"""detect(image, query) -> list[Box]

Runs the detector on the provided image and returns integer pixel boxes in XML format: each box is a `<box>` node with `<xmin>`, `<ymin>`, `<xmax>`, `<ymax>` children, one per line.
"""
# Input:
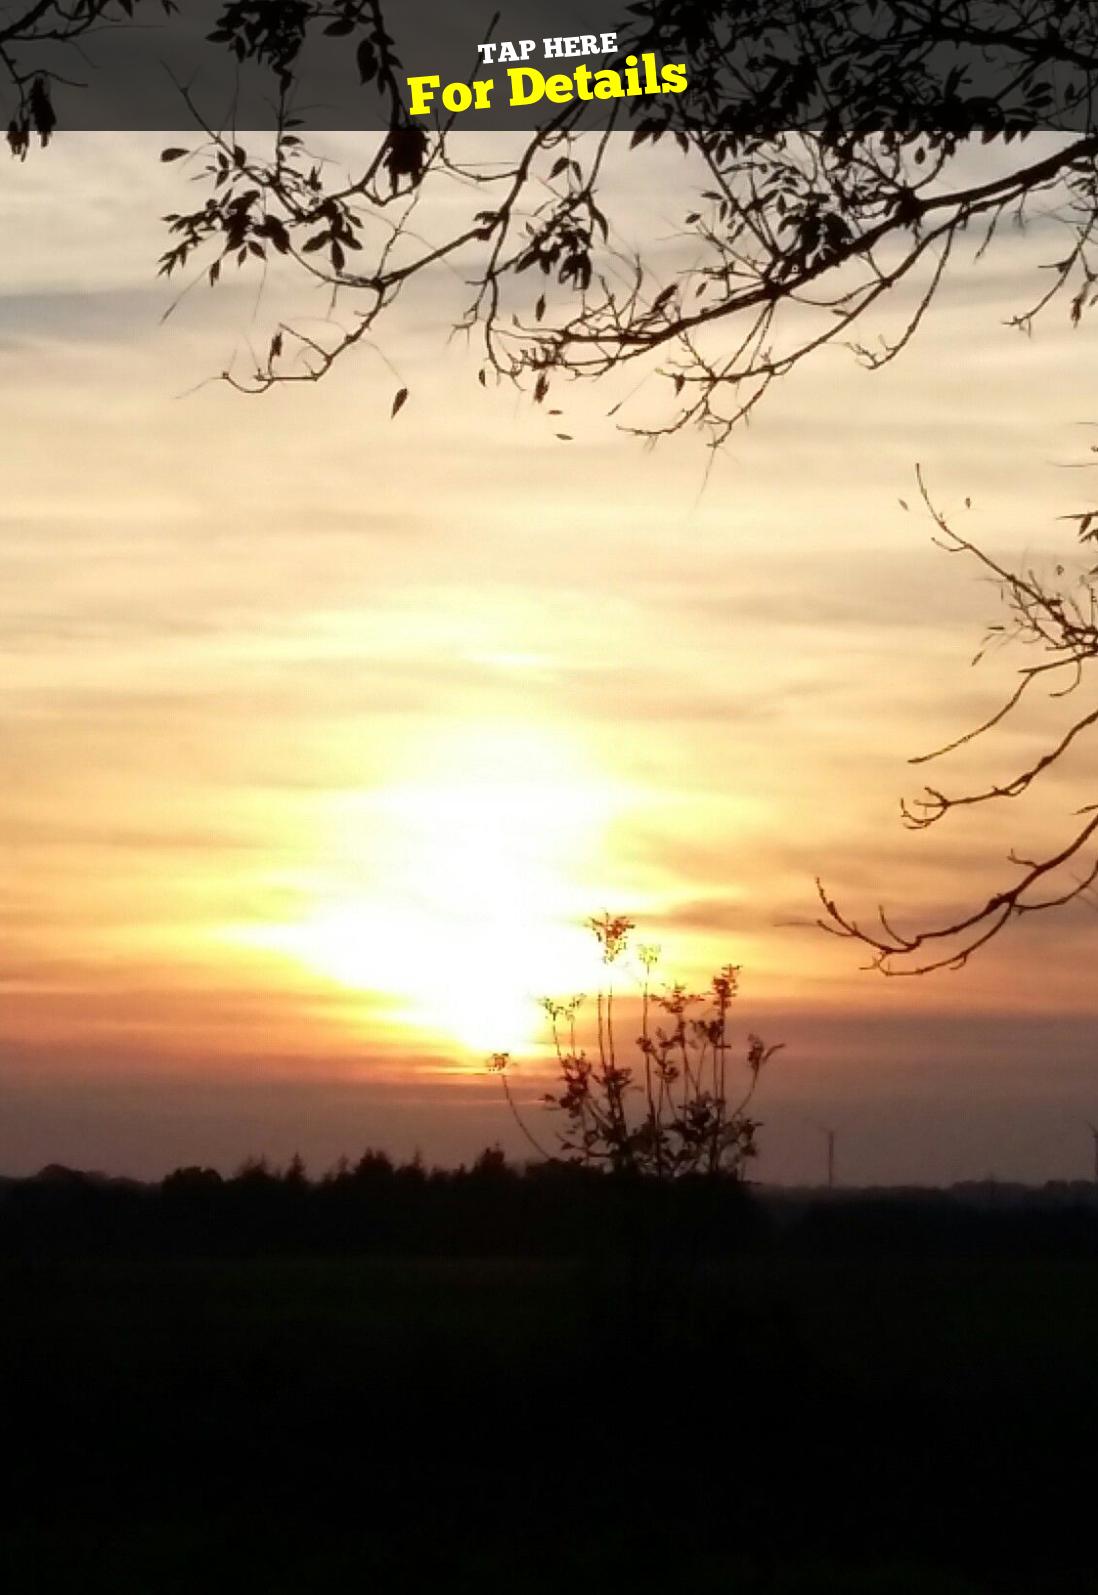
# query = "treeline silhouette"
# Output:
<box><xmin>0</xmin><ymin>1150</ymin><xmax>760</xmax><ymax>1259</ymax></box>
<box><xmin>3</xmin><ymin>1150</ymin><xmax>1098</xmax><ymax>1260</ymax></box>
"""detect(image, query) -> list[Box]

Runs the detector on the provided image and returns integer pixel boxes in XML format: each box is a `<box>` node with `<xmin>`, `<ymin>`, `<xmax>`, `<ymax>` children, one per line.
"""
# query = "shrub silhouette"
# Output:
<box><xmin>490</xmin><ymin>914</ymin><xmax>783</xmax><ymax>1179</ymax></box>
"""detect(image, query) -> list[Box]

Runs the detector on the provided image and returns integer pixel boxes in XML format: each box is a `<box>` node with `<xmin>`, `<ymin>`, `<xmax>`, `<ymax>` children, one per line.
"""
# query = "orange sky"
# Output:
<box><xmin>2</xmin><ymin>134</ymin><xmax>1097</xmax><ymax>1184</ymax></box>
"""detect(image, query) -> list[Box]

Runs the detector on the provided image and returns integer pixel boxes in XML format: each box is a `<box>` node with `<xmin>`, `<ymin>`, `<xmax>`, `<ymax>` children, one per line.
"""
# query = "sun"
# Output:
<box><xmin>231</xmin><ymin>722</ymin><xmax>622</xmax><ymax>1058</ymax></box>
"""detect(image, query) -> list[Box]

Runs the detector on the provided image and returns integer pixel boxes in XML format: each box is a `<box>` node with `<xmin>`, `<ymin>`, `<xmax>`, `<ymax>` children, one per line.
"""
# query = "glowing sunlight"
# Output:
<box><xmin>230</xmin><ymin>724</ymin><xmax>623</xmax><ymax>1059</ymax></box>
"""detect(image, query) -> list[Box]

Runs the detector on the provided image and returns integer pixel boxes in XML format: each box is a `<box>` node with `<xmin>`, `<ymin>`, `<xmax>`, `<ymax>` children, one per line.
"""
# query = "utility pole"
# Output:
<box><xmin>796</xmin><ymin>1114</ymin><xmax>842</xmax><ymax>1190</ymax></box>
<box><xmin>1088</xmin><ymin>1122</ymin><xmax>1098</xmax><ymax>1185</ymax></box>
<box><xmin>821</xmin><ymin>1125</ymin><xmax>836</xmax><ymax>1190</ymax></box>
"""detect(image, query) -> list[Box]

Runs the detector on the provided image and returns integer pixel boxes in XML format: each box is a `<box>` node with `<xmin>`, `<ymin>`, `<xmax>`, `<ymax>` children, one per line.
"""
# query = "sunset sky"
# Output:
<box><xmin>3</xmin><ymin>133</ymin><xmax>1098</xmax><ymax>1185</ymax></box>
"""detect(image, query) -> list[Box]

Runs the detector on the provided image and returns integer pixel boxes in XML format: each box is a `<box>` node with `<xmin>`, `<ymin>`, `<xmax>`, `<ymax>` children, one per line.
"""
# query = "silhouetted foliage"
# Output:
<box><xmin>4</xmin><ymin>1153</ymin><xmax>1098</xmax><ymax>1262</ymax></box>
<box><xmin>10</xmin><ymin>7</ymin><xmax>1098</xmax><ymax>436</ymax></box>
<box><xmin>136</xmin><ymin>2</ymin><xmax>1098</xmax><ymax>443</ymax></box>
<box><xmin>491</xmin><ymin>913</ymin><xmax>782</xmax><ymax>1177</ymax></box>
<box><xmin>0</xmin><ymin>2</ymin><xmax>175</xmax><ymax>159</ymax></box>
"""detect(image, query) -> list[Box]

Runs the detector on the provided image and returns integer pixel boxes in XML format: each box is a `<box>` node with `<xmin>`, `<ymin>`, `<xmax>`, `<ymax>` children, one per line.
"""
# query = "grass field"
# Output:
<box><xmin>3</xmin><ymin>1254</ymin><xmax>1096</xmax><ymax>1592</ymax></box>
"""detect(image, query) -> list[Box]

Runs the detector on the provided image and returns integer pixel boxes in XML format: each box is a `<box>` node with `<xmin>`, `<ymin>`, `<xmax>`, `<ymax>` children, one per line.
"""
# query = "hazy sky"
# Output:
<box><xmin>3</xmin><ymin>134</ymin><xmax>1097</xmax><ymax>1185</ymax></box>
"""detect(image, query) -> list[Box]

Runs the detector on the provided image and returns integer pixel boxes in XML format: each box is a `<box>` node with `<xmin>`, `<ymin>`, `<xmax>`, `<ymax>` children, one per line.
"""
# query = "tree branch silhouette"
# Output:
<box><xmin>817</xmin><ymin>466</ymin><xmax>1098</xmax><ymax>974</ymax></box>
<box><xmin>135</xmin><ymin>2</ymin><xmax>1098</xmax><ymax>436</ymax></box>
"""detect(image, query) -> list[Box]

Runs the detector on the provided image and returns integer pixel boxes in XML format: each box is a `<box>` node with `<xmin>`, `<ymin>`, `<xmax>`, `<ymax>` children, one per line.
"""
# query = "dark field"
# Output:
<box><xmin>3</xmin><ymin>1252</ymin><xmax>1097</xmax><ymax>1593</ymax></box>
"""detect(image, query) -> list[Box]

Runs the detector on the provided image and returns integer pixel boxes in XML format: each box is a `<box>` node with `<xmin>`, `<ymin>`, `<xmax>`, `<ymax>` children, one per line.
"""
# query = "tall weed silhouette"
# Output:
<box><xmin>490</xmin><ymin>914</ymin><xmax>783</xmax><ymax>1178</ymax></box>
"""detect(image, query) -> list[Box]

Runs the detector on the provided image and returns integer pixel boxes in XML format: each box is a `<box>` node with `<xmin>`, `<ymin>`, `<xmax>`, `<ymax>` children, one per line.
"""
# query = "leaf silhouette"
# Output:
<box><xmin>391</xmin><ymin>387</ymin><xmax>409</xmax><ymax>418</ymax></box>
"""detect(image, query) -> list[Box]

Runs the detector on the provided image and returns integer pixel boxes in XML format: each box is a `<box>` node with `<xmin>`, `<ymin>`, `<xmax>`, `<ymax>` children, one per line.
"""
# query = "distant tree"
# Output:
<box><xmin>283</xmin><ymin>1152</ymin><xmax>307</xmax><ymax>1186</ymax></box>
<box><xmin>469</xmin><ymin>1144</ymin><xmax>511</xmax><ymax>1181</ymax></box>
<box><xmin>352</xmin><ymin>1147</ymin><xmax>394</xmax><ymax>1182</ymax></box>
<box><xmin>490</xmin><ymin>914</ymin><xmax>782</xmax><ymax>1178</ymax></box>
<box><xmin>162</xmin><ymin>1165</ymin><xmax>223</xmax><ymax>1192</ymax></box>
<box><xmin>234</xmin><ymin>1154</ymin><xmax>276</xmax><ymax>1183</ymax></box>
<box><xmin>394</xmin><ymin>1148</ymin><xmax>426</xmax><ymax>1185</ymax></box>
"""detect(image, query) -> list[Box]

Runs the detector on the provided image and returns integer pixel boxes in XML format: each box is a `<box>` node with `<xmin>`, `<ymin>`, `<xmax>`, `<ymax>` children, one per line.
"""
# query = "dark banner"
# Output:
<box><xmin>1</xmin><ymin>1</ymin><xmax>1096</xmax><ymax>135</ymax></box>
